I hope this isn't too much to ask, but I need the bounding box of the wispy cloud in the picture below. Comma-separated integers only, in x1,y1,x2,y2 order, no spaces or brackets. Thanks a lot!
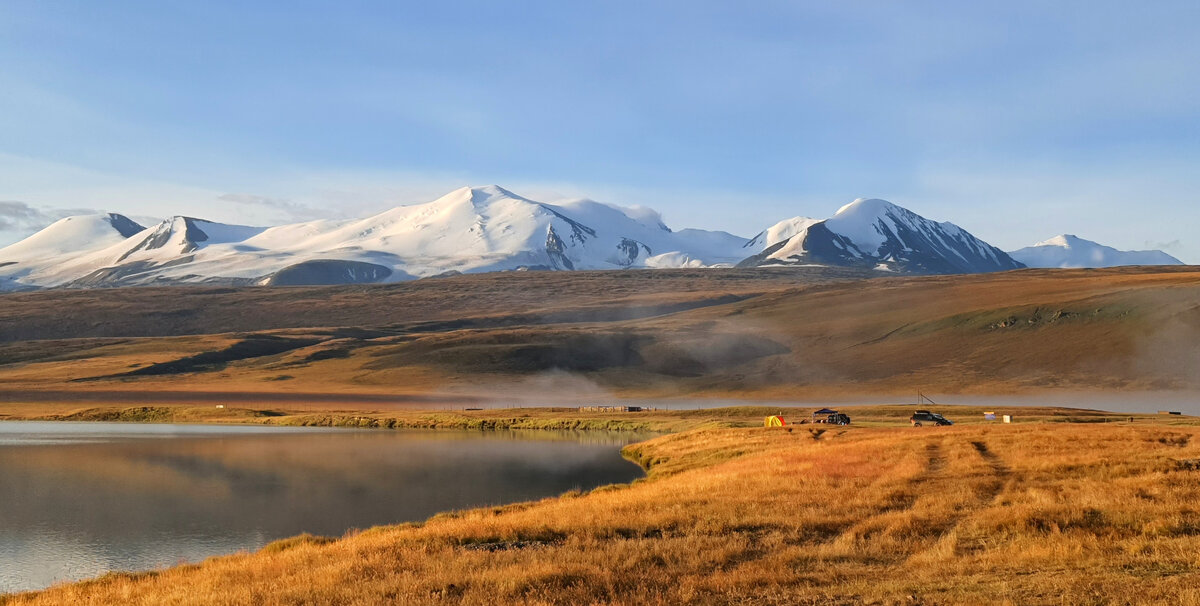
0,200,97,231
216,193,334,222
0,201,46,231
1145,240,1184,255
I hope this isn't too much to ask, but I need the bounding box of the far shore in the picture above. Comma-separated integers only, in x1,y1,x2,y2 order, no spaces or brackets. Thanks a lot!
3,385,1198,416
2,401,1196,434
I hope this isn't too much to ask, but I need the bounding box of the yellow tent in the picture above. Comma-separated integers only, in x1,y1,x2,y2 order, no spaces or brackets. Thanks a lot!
764,415,786,427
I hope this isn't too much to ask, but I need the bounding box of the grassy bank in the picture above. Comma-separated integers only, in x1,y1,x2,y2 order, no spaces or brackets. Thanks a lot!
5,412,1200,604
4,402,1195,433
2,403,710,432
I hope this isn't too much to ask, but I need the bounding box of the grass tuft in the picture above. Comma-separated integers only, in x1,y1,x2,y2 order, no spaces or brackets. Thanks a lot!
259,533,337,554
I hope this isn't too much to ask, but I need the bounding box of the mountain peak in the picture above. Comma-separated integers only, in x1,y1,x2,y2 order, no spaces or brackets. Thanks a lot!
1035,234,1083,247
428,185,537,212
471,184,520,197
106,213,146,238
742,216,822,251
145,215,207,227
0,212,150,263
469,184,536,205
834,198,900,217
742,197,1022,274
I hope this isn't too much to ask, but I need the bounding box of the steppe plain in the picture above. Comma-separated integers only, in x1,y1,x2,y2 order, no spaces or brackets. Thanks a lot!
3,266,1200,604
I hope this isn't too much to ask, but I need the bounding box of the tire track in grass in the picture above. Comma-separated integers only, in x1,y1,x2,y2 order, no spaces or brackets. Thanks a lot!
907,439,1014,561
822,439,946,548
969,440,1013,503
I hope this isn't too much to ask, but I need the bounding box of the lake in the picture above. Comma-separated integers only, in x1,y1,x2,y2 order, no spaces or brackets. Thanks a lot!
0,422,648,593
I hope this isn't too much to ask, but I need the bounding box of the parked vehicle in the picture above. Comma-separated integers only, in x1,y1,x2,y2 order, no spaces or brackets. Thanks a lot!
910,410,953,426
811,408,850,425
824,412,851,425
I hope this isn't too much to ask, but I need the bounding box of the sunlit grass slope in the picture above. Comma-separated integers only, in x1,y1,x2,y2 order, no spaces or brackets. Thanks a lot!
8,422,1200,605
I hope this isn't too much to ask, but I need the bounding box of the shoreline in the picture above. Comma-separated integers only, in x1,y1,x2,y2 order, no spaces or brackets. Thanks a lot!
7,417,1200,603
3,402,1197,434
2,387,1198,416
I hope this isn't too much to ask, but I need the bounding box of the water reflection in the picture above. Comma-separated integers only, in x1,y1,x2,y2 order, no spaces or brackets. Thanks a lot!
0,422,648,593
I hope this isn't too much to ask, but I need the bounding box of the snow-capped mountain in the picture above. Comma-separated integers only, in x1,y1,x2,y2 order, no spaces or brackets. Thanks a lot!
64,217,269,287
738,198,1023,274
234,185,748,276
0,213,144,263
0,186,751,289
1009,235,1183,269
0,213,146,289
7,188,1173,289
118,217,266,261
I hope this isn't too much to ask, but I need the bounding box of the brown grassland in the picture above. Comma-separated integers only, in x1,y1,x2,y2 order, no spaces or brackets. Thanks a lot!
3,267,1200,604
4,410,1200,605
0,266,1198,401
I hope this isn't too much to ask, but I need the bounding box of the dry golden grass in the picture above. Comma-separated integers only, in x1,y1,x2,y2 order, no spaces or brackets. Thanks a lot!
3,267,1200,602
8,421,1200,605
4,402,1188,432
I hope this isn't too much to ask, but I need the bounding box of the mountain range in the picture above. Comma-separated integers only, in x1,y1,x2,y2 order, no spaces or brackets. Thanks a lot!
0,185,1184,289
1009,234,1183,269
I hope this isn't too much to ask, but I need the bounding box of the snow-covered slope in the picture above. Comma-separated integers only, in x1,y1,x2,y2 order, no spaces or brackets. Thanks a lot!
0,186,751,288
738,198,1024,274
10,189,1171,289
1009,235,1183,268
113,217,265,263
742,216,823,254
63,217,270,286
0,213,144,261
0,213,146,290
236,186,748,276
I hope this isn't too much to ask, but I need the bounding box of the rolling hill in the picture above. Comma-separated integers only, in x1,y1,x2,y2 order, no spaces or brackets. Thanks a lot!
0,266,1197,401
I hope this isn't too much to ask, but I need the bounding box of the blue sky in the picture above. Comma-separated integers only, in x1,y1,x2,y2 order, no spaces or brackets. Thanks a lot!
1,1,1198,261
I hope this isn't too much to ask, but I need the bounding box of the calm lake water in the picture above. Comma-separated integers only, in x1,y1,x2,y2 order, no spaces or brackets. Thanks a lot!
0,422,647,593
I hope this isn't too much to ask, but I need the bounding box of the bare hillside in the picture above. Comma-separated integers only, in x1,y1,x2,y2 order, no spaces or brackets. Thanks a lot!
0,266,1196,399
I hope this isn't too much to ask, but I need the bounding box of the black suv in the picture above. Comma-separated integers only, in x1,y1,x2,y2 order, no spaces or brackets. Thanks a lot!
910,410,953,426
824,412,851,425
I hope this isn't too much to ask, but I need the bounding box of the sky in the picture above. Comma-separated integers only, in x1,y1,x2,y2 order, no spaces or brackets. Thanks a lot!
1,1,1198,261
